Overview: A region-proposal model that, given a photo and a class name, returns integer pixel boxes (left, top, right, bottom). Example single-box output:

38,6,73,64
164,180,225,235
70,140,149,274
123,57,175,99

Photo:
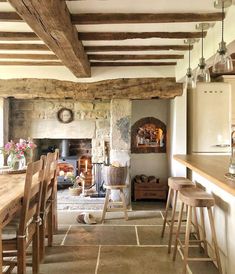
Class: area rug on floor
57,189,105,211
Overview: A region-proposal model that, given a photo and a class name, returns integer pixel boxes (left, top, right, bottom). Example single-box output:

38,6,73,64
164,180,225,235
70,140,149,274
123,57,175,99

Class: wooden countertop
174,154,235,196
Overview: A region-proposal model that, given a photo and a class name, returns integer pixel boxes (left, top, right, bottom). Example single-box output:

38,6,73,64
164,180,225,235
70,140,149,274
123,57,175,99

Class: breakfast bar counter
174,154,235,274
173,154,235,195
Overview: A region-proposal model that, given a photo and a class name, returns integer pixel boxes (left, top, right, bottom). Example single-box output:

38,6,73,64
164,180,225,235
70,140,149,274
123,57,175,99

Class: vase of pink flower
2,138,36,170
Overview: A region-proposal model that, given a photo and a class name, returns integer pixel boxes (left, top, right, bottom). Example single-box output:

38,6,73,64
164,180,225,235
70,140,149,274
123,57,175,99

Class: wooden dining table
0,173,25,273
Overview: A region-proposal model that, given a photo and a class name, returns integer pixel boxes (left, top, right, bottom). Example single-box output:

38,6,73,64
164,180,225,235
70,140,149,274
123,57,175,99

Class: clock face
57,108,74,124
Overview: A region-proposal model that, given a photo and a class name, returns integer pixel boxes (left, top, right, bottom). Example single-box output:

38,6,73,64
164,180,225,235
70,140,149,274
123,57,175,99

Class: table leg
0,226,3,274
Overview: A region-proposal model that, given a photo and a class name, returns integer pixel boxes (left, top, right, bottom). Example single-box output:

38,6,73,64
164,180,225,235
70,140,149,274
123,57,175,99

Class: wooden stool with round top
173,187,222,274
161,177,195,253
101,184,128,222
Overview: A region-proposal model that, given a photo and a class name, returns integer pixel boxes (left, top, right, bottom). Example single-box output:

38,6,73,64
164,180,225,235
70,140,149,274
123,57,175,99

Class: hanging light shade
184,40,195,89
195,24,211,84
212,0,233,73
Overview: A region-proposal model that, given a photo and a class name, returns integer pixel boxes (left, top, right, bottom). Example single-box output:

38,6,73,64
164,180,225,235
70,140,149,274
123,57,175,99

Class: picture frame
57,108,74,124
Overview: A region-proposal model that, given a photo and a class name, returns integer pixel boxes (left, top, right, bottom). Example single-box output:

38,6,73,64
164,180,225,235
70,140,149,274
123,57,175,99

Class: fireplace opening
35,138,92,187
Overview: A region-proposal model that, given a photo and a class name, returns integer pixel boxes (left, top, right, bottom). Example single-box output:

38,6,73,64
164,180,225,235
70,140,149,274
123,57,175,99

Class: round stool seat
104,184,127,190
179,187,215,208
168,177,194,191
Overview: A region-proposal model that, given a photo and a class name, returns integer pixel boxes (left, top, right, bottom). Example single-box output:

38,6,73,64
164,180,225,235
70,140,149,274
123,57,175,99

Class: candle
85,160,88,172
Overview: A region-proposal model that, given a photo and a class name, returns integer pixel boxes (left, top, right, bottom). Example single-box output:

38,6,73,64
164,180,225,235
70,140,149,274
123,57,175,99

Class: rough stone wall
9,99,110,163
110,99,132,204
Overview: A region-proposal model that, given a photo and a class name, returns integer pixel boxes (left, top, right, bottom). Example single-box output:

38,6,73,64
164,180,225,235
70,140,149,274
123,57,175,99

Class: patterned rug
57,189,105,211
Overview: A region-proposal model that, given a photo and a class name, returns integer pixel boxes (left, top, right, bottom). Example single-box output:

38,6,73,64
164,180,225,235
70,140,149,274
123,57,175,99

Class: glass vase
7,154,26,170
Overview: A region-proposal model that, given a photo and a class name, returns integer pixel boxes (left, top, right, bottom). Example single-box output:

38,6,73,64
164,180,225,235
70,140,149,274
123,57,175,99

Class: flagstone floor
13,201,219,274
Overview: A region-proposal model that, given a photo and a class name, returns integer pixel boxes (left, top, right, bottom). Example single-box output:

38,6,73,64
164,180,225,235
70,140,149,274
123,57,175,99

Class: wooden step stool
101,184,128,222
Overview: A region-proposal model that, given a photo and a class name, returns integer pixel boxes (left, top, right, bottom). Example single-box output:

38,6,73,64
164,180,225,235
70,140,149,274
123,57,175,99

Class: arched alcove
131,117,166,153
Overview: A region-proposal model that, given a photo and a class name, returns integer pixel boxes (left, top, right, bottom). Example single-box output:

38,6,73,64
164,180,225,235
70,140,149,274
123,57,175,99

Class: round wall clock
57,108,74,124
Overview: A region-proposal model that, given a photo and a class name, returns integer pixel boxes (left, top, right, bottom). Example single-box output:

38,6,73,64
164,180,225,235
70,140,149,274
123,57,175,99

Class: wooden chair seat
168,177,194,191
179,187,215,207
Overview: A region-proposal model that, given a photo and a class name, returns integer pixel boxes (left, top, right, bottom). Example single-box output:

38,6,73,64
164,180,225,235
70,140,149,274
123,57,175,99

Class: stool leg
193,207,202,252
183,205,192,274
161,187,172,238
120,188,128,221
101,189,110,222
173,202,184,261
168,190,178,254
199,207,208,256
207,207,223,274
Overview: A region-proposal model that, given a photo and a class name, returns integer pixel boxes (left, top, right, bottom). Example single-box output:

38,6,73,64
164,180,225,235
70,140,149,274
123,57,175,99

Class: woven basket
104,166,127,186
68,187,82,196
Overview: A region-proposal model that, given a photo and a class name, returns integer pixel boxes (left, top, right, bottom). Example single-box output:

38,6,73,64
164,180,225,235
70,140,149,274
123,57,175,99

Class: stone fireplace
9,98,132,202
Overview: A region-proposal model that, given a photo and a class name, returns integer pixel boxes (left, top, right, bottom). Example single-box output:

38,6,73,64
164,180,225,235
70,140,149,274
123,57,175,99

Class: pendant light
184,39,196,89
195,23,211,84
213,0,233,73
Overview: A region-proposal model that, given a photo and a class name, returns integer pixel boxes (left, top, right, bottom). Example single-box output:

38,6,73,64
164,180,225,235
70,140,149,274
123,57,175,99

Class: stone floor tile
103,210,163,225
97,246,183,274
64,225,137,246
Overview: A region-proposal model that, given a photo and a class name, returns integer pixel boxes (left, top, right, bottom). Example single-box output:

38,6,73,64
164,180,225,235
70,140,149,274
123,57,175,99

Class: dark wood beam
0,43,49,51
0,53,57,60
0,32,39,41
0,12,21,22
79,32,206,40
0,61,62,66
91,62,177,66
0,78,183,99
88,54,183,60
71,13,223,24
0,12,222,24
8,0,90,77
85,45,193,52
0,44,191,52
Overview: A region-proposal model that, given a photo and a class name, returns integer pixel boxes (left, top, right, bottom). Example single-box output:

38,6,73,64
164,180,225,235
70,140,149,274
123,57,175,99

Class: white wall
131,99,169,182
0,65,175,82
168,88,187,177
0,98,9,166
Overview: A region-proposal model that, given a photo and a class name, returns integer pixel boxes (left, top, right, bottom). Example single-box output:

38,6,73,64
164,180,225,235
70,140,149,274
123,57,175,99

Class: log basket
104,166,127,186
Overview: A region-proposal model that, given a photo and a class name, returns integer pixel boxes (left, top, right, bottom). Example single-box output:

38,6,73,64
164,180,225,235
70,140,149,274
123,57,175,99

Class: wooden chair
39,150,59,262
2,158,44,274
173,187,222,274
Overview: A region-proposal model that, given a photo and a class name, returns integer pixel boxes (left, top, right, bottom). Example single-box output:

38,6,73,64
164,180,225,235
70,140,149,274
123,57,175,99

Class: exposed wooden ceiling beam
71,13,223,24
0,32,39,41
0,12,222,24
79,31,206,40
0,53,57,60
0,44,191,52
0,43,49,51
88,54,183,60
8,0,90,77
0,12,21,22
91,62,177,66
0,78,183,99
0,61,62,66
0,31,205,42
85,45,193,52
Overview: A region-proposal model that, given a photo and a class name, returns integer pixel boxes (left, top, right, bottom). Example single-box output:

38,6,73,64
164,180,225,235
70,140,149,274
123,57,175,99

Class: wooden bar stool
161,177,195,253
173,187,222,274
101,184,128,221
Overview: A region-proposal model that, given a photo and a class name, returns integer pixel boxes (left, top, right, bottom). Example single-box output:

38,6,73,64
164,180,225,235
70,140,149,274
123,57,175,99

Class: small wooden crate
134,181,168,201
